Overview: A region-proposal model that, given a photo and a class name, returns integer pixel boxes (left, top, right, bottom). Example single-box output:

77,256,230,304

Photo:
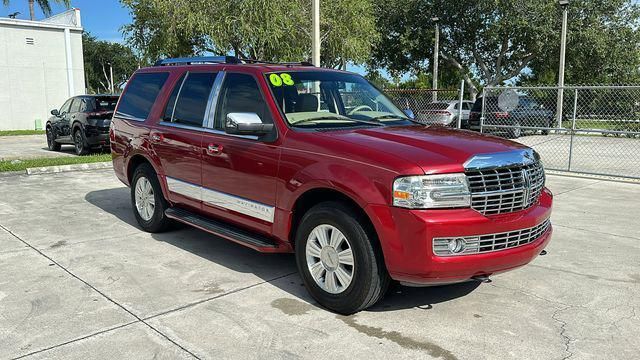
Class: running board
165,207,288,253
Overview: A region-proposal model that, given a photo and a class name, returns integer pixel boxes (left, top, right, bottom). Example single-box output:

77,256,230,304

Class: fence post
567,88,578,171
457,80,465,129
480,88,487,133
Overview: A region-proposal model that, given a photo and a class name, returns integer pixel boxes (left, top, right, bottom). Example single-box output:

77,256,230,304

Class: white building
0,9,85,130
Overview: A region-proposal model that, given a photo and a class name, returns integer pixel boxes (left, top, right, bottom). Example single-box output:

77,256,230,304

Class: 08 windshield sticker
269,73,295,87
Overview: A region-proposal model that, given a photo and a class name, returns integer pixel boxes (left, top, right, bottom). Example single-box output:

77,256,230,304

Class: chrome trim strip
114,112,145,122
166,177,201,200
165,176,274,223
463,149,539,170
158,121,203,132
206,71,226,129
201,187,275,223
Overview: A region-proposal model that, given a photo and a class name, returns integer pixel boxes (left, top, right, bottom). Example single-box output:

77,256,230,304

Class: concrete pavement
0,169,638,359
0,135,75,161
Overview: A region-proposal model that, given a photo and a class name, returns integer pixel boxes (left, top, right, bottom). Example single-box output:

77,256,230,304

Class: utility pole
312,0,321,67
432,17,440,102
108,62,114,94
556,0,569,127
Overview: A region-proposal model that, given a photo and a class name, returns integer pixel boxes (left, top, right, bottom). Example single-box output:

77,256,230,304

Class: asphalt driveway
0,169,638,359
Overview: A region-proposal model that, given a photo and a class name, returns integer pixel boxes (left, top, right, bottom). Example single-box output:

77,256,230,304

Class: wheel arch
125,153,170,201
289,187,378,249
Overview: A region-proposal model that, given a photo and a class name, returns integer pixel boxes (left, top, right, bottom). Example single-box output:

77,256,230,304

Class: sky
1,0,130,43
0,0,381,77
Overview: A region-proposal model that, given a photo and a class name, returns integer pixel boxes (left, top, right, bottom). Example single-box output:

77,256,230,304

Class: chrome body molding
463,148,539,171
165,176,275,223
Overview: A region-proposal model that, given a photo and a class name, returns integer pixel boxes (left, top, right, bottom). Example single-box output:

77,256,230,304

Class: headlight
392,173,470,209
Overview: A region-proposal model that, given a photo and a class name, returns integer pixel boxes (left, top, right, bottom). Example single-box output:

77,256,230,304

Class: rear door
151,71,218,211
199,72,280,235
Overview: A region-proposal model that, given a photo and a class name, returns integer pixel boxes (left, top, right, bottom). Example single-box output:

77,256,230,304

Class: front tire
295,201,389,314
131,163,172,233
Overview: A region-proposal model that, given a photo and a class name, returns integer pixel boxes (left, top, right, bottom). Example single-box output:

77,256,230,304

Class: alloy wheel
134,176,155,221
305,224,354,294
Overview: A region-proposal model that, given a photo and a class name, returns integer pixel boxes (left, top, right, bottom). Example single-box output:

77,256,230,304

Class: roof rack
154,56,242,66
154,56,315,67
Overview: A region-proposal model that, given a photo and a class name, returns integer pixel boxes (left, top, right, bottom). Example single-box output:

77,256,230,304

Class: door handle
206,144,223,155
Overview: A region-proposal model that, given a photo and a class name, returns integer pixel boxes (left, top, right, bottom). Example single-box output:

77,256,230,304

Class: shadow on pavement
85,187,481,312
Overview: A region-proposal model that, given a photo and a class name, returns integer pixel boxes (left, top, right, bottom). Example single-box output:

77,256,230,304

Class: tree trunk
29,0,35,20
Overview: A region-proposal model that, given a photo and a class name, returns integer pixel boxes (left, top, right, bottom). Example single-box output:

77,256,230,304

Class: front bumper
366,188,553,285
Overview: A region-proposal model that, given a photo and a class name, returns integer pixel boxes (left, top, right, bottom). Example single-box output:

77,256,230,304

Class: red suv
110,57,553,314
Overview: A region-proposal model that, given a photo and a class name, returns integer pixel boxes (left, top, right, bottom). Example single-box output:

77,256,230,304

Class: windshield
266,71,412,128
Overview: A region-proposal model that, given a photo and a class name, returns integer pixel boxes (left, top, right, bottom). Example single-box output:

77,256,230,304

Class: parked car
413,100,474,127
468,96,554,138
46,95,119,155
110,57,553,314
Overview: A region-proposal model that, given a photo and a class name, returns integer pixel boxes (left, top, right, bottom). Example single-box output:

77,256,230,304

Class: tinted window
70,98,81,113
216,73,273,129
163,74,187,122
116,72,169,120
94,97,118,111
172,72,216,127
59,99,73,114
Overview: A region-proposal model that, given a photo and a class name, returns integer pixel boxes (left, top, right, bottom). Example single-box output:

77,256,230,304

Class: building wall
0,20,84,130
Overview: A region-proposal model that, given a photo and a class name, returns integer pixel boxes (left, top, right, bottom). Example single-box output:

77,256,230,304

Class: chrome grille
433,219,551,256
466,162,545,215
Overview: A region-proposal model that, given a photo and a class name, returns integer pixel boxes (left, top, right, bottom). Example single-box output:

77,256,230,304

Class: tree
83,32,139,94
370,1,640,98
120,0,378,68
2,0,70,21
523,0,640,85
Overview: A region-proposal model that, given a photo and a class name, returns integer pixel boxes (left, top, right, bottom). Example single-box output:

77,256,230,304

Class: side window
171,72,216,127
216,73,273,129
59,99,73,114
69,99,81,113
163,74,187,122
116,72,169,121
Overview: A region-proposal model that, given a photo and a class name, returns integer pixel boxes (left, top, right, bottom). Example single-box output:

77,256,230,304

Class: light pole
312,0,320,67
108,62,114,94
432,17,440,102
556,0,569,127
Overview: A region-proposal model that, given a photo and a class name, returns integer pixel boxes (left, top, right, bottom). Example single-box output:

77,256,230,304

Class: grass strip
0,130,46,136
0,153,111,172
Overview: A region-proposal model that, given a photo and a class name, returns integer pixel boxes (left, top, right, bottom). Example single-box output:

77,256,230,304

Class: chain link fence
480,86,640,179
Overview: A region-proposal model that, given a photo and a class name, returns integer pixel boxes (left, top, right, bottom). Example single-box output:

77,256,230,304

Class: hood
318,125,529,174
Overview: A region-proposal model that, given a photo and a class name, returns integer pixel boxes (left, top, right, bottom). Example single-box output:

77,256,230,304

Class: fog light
448,238,466,254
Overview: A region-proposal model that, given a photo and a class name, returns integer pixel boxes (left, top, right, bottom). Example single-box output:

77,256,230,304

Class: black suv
46,95,119,155
468,96,554,138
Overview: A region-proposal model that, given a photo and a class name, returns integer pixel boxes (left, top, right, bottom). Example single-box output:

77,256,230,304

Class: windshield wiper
367,114,410,121
292,115,383,127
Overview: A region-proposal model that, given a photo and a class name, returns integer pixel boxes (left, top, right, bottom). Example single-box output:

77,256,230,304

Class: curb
25,161,113,175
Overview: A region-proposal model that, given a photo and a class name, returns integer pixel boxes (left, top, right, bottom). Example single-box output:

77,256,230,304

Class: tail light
433,111,452,116
495,112,510,119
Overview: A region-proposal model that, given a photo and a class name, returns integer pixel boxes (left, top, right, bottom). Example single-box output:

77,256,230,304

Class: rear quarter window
116,72,169,121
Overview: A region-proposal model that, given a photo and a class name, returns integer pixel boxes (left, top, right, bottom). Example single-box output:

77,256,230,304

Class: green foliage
0,130,45,136
83,32,139,94
120,0,378,67
524,0,640,85
371,0,640,97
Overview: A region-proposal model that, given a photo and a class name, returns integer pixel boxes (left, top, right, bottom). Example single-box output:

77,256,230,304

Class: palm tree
2,0,70,21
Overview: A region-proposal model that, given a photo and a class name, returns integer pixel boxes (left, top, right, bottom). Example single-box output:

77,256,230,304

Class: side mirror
403,108,415,120
51,109,59,116
225,112,273,135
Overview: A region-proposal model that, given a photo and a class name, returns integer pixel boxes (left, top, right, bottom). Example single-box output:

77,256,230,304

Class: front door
151,71,218,211
200,72,280,235
52,98,74,141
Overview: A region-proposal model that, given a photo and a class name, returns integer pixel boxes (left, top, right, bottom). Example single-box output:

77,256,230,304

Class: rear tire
46,126,61,151
507,120,521,139
295,201,390,314
73,128,90,155
131,163,172,233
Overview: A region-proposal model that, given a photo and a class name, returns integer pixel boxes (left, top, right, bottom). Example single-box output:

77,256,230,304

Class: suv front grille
433,219,551,256
466,162,545,215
